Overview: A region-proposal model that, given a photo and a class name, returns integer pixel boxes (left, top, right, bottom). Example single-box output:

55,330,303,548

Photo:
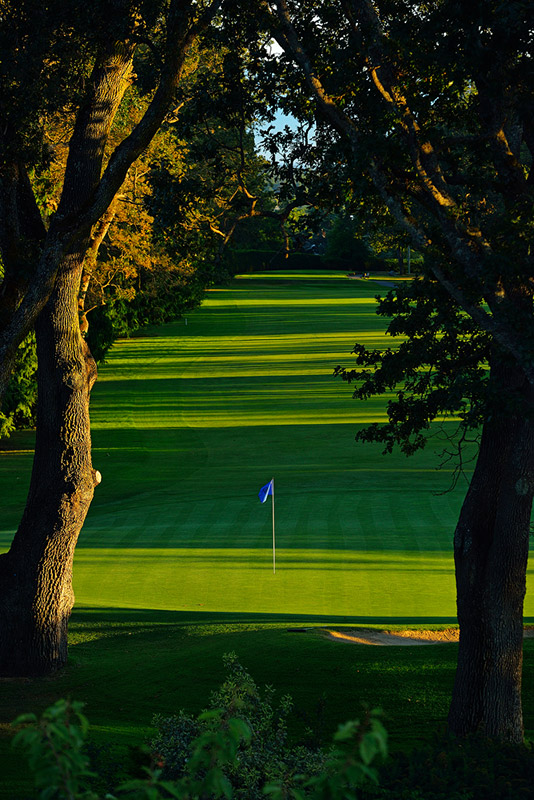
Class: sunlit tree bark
0,0,222,676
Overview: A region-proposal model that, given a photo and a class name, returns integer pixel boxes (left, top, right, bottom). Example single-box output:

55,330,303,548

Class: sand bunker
324,628,458,646
324,627,534,646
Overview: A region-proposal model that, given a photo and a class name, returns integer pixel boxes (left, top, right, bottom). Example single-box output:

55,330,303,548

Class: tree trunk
396,246,404,274
0,253,98,676
448,361,534,742
0,3,220,678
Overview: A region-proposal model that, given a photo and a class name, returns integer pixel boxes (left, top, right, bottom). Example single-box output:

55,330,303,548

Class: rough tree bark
0,43,134,676
0,0,222,676
448,360,534,742
0,255,98,675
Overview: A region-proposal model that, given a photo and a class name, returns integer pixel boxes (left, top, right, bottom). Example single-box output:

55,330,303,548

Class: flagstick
271,477,276,574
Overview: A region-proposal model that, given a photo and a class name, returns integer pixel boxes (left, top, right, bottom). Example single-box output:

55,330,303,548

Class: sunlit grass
202,297,377,306
72,548,458,618
3,270,533,618
2,270,534,796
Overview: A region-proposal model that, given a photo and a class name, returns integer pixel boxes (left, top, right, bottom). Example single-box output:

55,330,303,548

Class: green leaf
227,717,252,744
11,713,37,727
359,733,379,765
334,720,358,741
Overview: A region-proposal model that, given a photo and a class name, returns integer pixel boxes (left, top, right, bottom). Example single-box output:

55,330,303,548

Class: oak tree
0,0,224,676
259,0,534,741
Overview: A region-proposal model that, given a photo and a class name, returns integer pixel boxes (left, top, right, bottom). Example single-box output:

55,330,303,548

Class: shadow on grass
71,605,460,626
2,603,534,799
2,606,463,745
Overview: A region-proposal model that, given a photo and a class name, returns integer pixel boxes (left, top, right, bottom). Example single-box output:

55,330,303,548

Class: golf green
2,271,533,620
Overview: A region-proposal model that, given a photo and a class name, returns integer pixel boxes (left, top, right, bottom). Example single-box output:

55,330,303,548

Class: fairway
2,271,534,620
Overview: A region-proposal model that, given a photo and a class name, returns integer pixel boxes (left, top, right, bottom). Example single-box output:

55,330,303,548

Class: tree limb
0,0,224,405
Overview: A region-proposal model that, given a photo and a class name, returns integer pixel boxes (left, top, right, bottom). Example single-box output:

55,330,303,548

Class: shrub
151,653,330,799
12,656,534,800
12,698,96,800
12,654,387,800
0,332,37,440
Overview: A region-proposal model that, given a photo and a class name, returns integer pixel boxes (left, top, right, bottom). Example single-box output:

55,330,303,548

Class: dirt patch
325,627,534,646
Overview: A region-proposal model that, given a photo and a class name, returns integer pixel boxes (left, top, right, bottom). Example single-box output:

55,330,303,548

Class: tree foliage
0,333,37,439
255,0,534,351
335,276,492,458
1,24,272,431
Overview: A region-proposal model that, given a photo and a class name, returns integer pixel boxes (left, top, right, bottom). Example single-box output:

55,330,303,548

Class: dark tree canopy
335,276,492,460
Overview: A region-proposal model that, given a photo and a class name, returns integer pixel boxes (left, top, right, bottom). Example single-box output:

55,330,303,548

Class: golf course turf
1,271,534,795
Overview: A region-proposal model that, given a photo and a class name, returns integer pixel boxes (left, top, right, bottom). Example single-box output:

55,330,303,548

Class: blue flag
258,479,273,504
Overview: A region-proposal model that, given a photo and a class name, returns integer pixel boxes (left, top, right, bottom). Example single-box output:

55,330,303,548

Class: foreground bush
12,653,387,800
151,652,330,798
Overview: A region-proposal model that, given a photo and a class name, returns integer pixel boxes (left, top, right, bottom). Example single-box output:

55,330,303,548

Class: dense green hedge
226,249,393,273
227,249,326,272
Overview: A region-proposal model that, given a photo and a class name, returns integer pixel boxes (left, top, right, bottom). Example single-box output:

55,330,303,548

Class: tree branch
264,0,360,145
0,0,224,405
75,0,224,233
